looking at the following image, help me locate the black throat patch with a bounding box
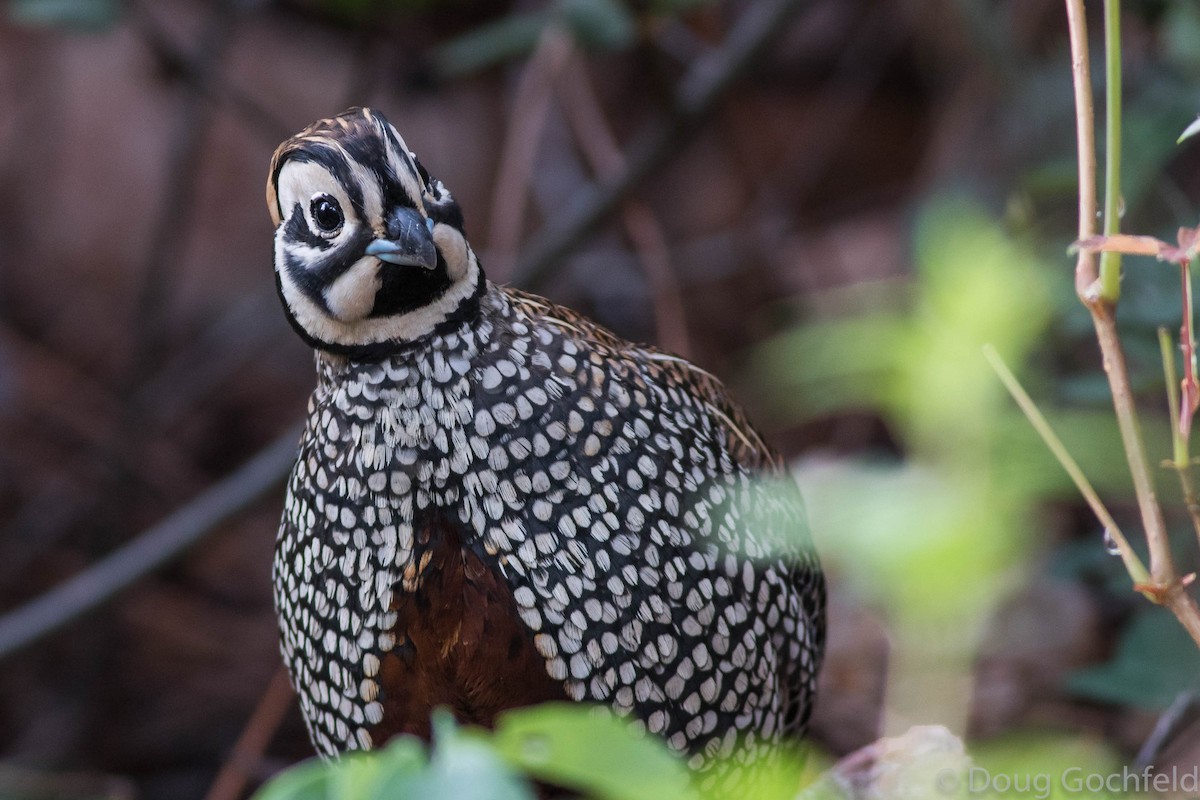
[370,252,453,318]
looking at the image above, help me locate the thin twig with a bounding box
[126,0,245,383]
[1164,584,1200,648]
[1065,0,1099,301]
[131,287,285,429]
[0,428,300,661]
[129,0,291,144]
[0,325,211,577]
[0,323,193,497]
[765,2,904,199]
[1179,258,1200,439]
[84,0,255,561]
[0,287,285,580]
[1093,305,1177,587]
[204,667,295,800]
[485,29,574,282]
[1159,327,1200,547]
[1161,327,1188,465]
[556,56,691,357]
[984,346,1148,585]
[1134,691,1200,770]
[511,0,811,290]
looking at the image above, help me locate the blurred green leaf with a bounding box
[432,12,549,78]
[899,197,1052,455]
[559,0,635,51]
[8,0,121,31]
[414,712,532,800]
[1164,2,1200,78]
[250,704,824,800]
[345,736,429,798]
[432,0,634,79]
[253,720,533,800]
[254,758,331,800]
[254,741,428,800]
[796,458,1017,617]
[990,408,1159,501]
[771,197,1059,620]
[493,703,693,800]
[751,314,906,419]
[1068,608,1200,710]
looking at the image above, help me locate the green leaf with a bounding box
[558,0,635,51]
[749,313,906,419]
[349,737,431,799]
[411,738,532,800]
[417,714,534,800]
[1068,608,1200,710]
[252,724,532,800]
[431,12,549,78]
[1164,2,1200,78]
[253,758,332,800]
[8,0,121,31]
[493,703,694,800]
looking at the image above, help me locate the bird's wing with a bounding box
[480,289,822,756]
[504,288,781,472]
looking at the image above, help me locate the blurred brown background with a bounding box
[3,1,1200,798]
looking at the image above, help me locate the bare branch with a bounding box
[204,667,295,800]
[556,56,691,357]
[125,0,246,383]
[984,345,1148,585]
[0,428,300,661]
[1064,0,1200,642]
[485,29,574,282]
[129,0,291,143]
[511,0,812,290]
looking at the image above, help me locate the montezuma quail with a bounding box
[268,107,825,771]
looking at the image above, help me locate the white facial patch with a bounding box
[433,223,469,280]
[324,256,382,322]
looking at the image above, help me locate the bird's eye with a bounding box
[310,195,343,234]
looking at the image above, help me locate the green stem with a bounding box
[1160,327,1188,467]
[984,345,1150,586]
[1099,0,1123,302]
[1162,325,1200,552]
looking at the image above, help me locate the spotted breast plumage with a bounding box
[267,107,825,772]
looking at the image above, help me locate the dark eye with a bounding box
[310,195,343,234]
